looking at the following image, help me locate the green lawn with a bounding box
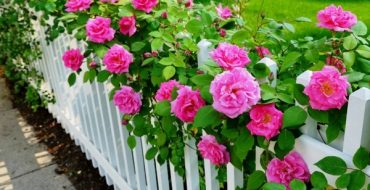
[241,0,370,38]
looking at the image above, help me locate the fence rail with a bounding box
[32,25,370,189]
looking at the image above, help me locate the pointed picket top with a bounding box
[257,57,278,87]
[296,70,312,86]
[197,39,213,67]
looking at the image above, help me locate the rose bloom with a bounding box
[171,86,205,122]
[119,16,137,37]
[132,0,158,13]
[86,17,115,43]
[326,55,346,73]
[62,49,84,71]
[155,80,182,101]
[99,0,118,3]
[65,0,92,12]
[185,0,193,8]
[256,46,271,58]
[304,66,349,110]
[266,151,310,189]
[246,103,283,140]
[210,43,251,70]
[103,45,134,74]
[210,68,261,118]
[197,135,230,166]
[216,4,232,19]
[113,86,142,115]
[317,5,357,32]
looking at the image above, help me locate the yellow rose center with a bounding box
[320,81,334,96]
[262,114,272,124]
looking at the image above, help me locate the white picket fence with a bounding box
[31,25,370,189]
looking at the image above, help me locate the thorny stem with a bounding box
[317,124,327,144]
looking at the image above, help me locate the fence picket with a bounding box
[184,137,199,190]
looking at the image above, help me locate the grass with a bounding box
[240,0,370,38]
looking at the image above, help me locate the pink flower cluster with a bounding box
[246,103,283,140]
[256,46,271,58]
[216,4,232,19]
[267,151,310,189]
[210,43,250,70]
[171,86,205,122]
[304,66,349,110]
[65,0,92,12]
[155,80,182,102]
[317,5,357,32]
[103,45,134,74]
[197,135,230,166]
[114,86,142,115]
[326,55,346,73]
[119,16,137,37]
[132,0,158,13]
[210,68,260,118]
[86,17,115,43]
[62,49,84,71]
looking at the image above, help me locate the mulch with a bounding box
[4,73,114,190]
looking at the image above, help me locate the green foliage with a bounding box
[315,156,347,175]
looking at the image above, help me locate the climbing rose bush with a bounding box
[246,103,283,140]
[86,17,115,43]
[171,86,205,122]
[113,86,142,115]
[210,43,251,70]
[210,68,260,118]
[62,49,84,71]
[317,5,357,32]
[197,135,230,166]
[103,45,134,74]
[304,66,349,110]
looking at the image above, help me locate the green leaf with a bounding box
[343,51,356,68]
[289,179,306,190]
[347,72,365,82]
[200,11,213,26]
[151,38,163,51]
[234,130,254,161]
[283,106,307,128]
[231,30,249,44]
[253,63,271,78]
[326,123,341,144]
[190,74,213,86]
[308,107,329,123]
[162,66,176,80]
[247,170,266,190]
[200,85,212,103]
[154,101,171,117]
[221,128,239,140]
[260,84,276,101]
[335,173,351,189]
[277,129,295,151]
[310,171,328,188]
[283,22,295,33]
[159,57,174,66]
[93,45,108,59]
[262,182,286,190]
[131,41,146,52]
[162,116,177,137]
[348,170,366,190]
[127,135,136,149]
[159,147,169,160]
[356,45,370,59]
[353,147,369,170]
[260,150,274,170]
[281,52,301,72]
[315,156,347,175]
[97,70,111,83]
[156,132,167,147]
[186,19,203,35]
[294,84,308,105]
[343,35,358,50]
[352,21,367,36]
[68,73,76,86]
[358,58,370,74]
[145,147,158,160]
[193,106,222,128]
[295,17,311,22]
[149,31,162,38]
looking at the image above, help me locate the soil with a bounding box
[3,68,114,190]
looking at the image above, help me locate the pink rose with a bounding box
[326,55,346,73]
[86,17,115,43]
[171,86,205,122]
[103,45,134,74]
[99,0,118,3]
[65,0,92,12]
[267,151,310,189]
[119,16,137,37]
[210,43,251,70]
[256,46,271,58]
[246,103,283,140]
[317,5,357,32]
[210,68,260,118]
[155,80,182,101]
[197,135,230,166]
[216,4,232,19]
[132,0,158,13]
[185,0,193,8]
[62,49,84,71]
[304,66,349,110]
[113,86,142,115]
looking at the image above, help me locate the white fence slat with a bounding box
[132,136,147,190]
[227,163,243,189]
[169,163,184,190]
[155,161,170,190]
[343,88,370,155]
[184,137,199,190]
[141,137,158,190]
[204,159,219,190]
